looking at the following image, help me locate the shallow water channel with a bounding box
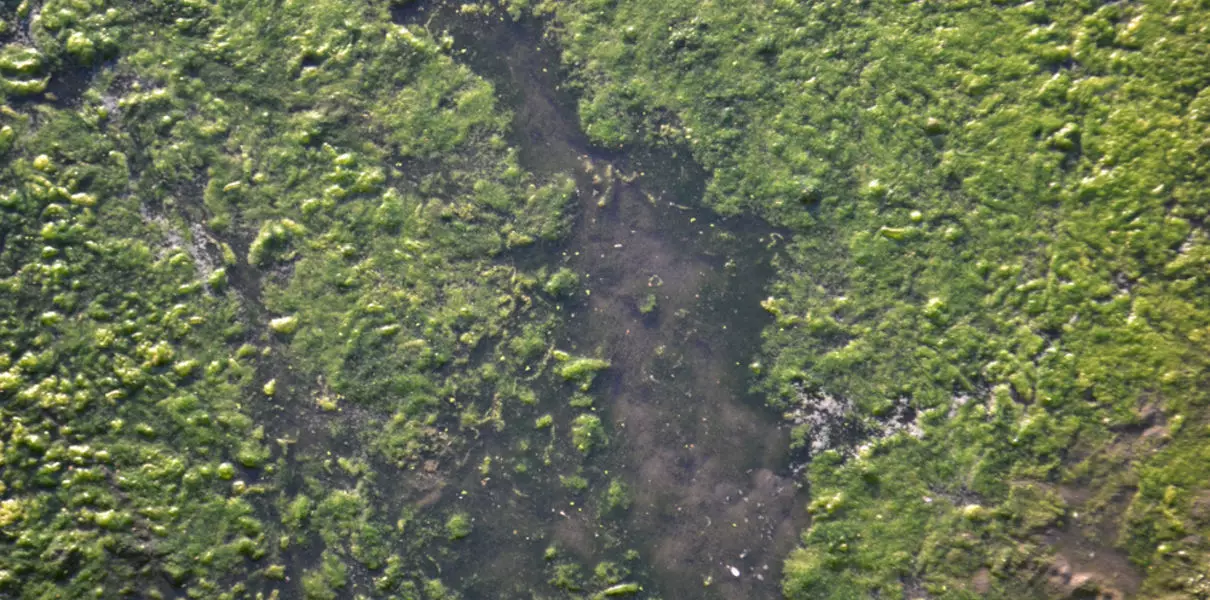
[394,6,809,599]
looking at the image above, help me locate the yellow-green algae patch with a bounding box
[0,0,580,597]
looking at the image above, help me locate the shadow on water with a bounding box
[397,4,807,599]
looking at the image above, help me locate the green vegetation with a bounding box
[536,0,1210,596]
[0,0,583,597]
[558,355,611,391]
[8,0,1210,597]
[550,562,585,592]
[603,478,631,513]
[571,413,607,454]
[637,293,657,315]
[601,582,641,596]
[445,512,472,540]
[544,266,580,297]
[559,473,589,492]
[546,556,636,595]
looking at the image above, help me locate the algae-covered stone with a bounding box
[445,512,472,540]
[3,76,49,97]
[0,46,42,74]
[558,357,610,382]
[602,582,640,596]
[637,293,657,314]
[544,268,580,297]
[603,479,631,512]
[0,499,23,527]
[247,220,305,266]
[560,474,588,491]
[571,414,606,454]
[65,32,96,62]
[268,315,299,335]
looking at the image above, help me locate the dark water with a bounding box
[395,5,807,599]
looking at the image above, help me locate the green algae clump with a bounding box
[445,512,473,540]
[558,357,611,390]
[571,414,607,454]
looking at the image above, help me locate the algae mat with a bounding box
[4,1,1210,599]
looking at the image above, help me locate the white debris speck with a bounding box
[728,566,741,578]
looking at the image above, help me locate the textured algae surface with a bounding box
[0,1,580,597]
[534,0,1210,597]
[4,0,1210,599]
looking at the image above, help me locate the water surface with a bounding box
[396,5,809,598]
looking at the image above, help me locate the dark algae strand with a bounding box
[3,0,1210,599]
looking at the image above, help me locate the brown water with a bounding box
[395,5,808,599]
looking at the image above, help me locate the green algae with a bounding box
[602,478,631,513]
[445,512,473,540]
[558,357,611,378]
[559,473,589,492]
[637,293,657,315]
[571,413,607,455]
[600,582,641,596]
[10,0,1210,597]
[0,0,582,597]
[521,0,1210,596]
[543,266,580,298]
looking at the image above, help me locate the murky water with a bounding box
[397,5,807,599]
[563,167,806,599]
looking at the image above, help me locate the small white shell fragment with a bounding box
[728,566,741,578]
